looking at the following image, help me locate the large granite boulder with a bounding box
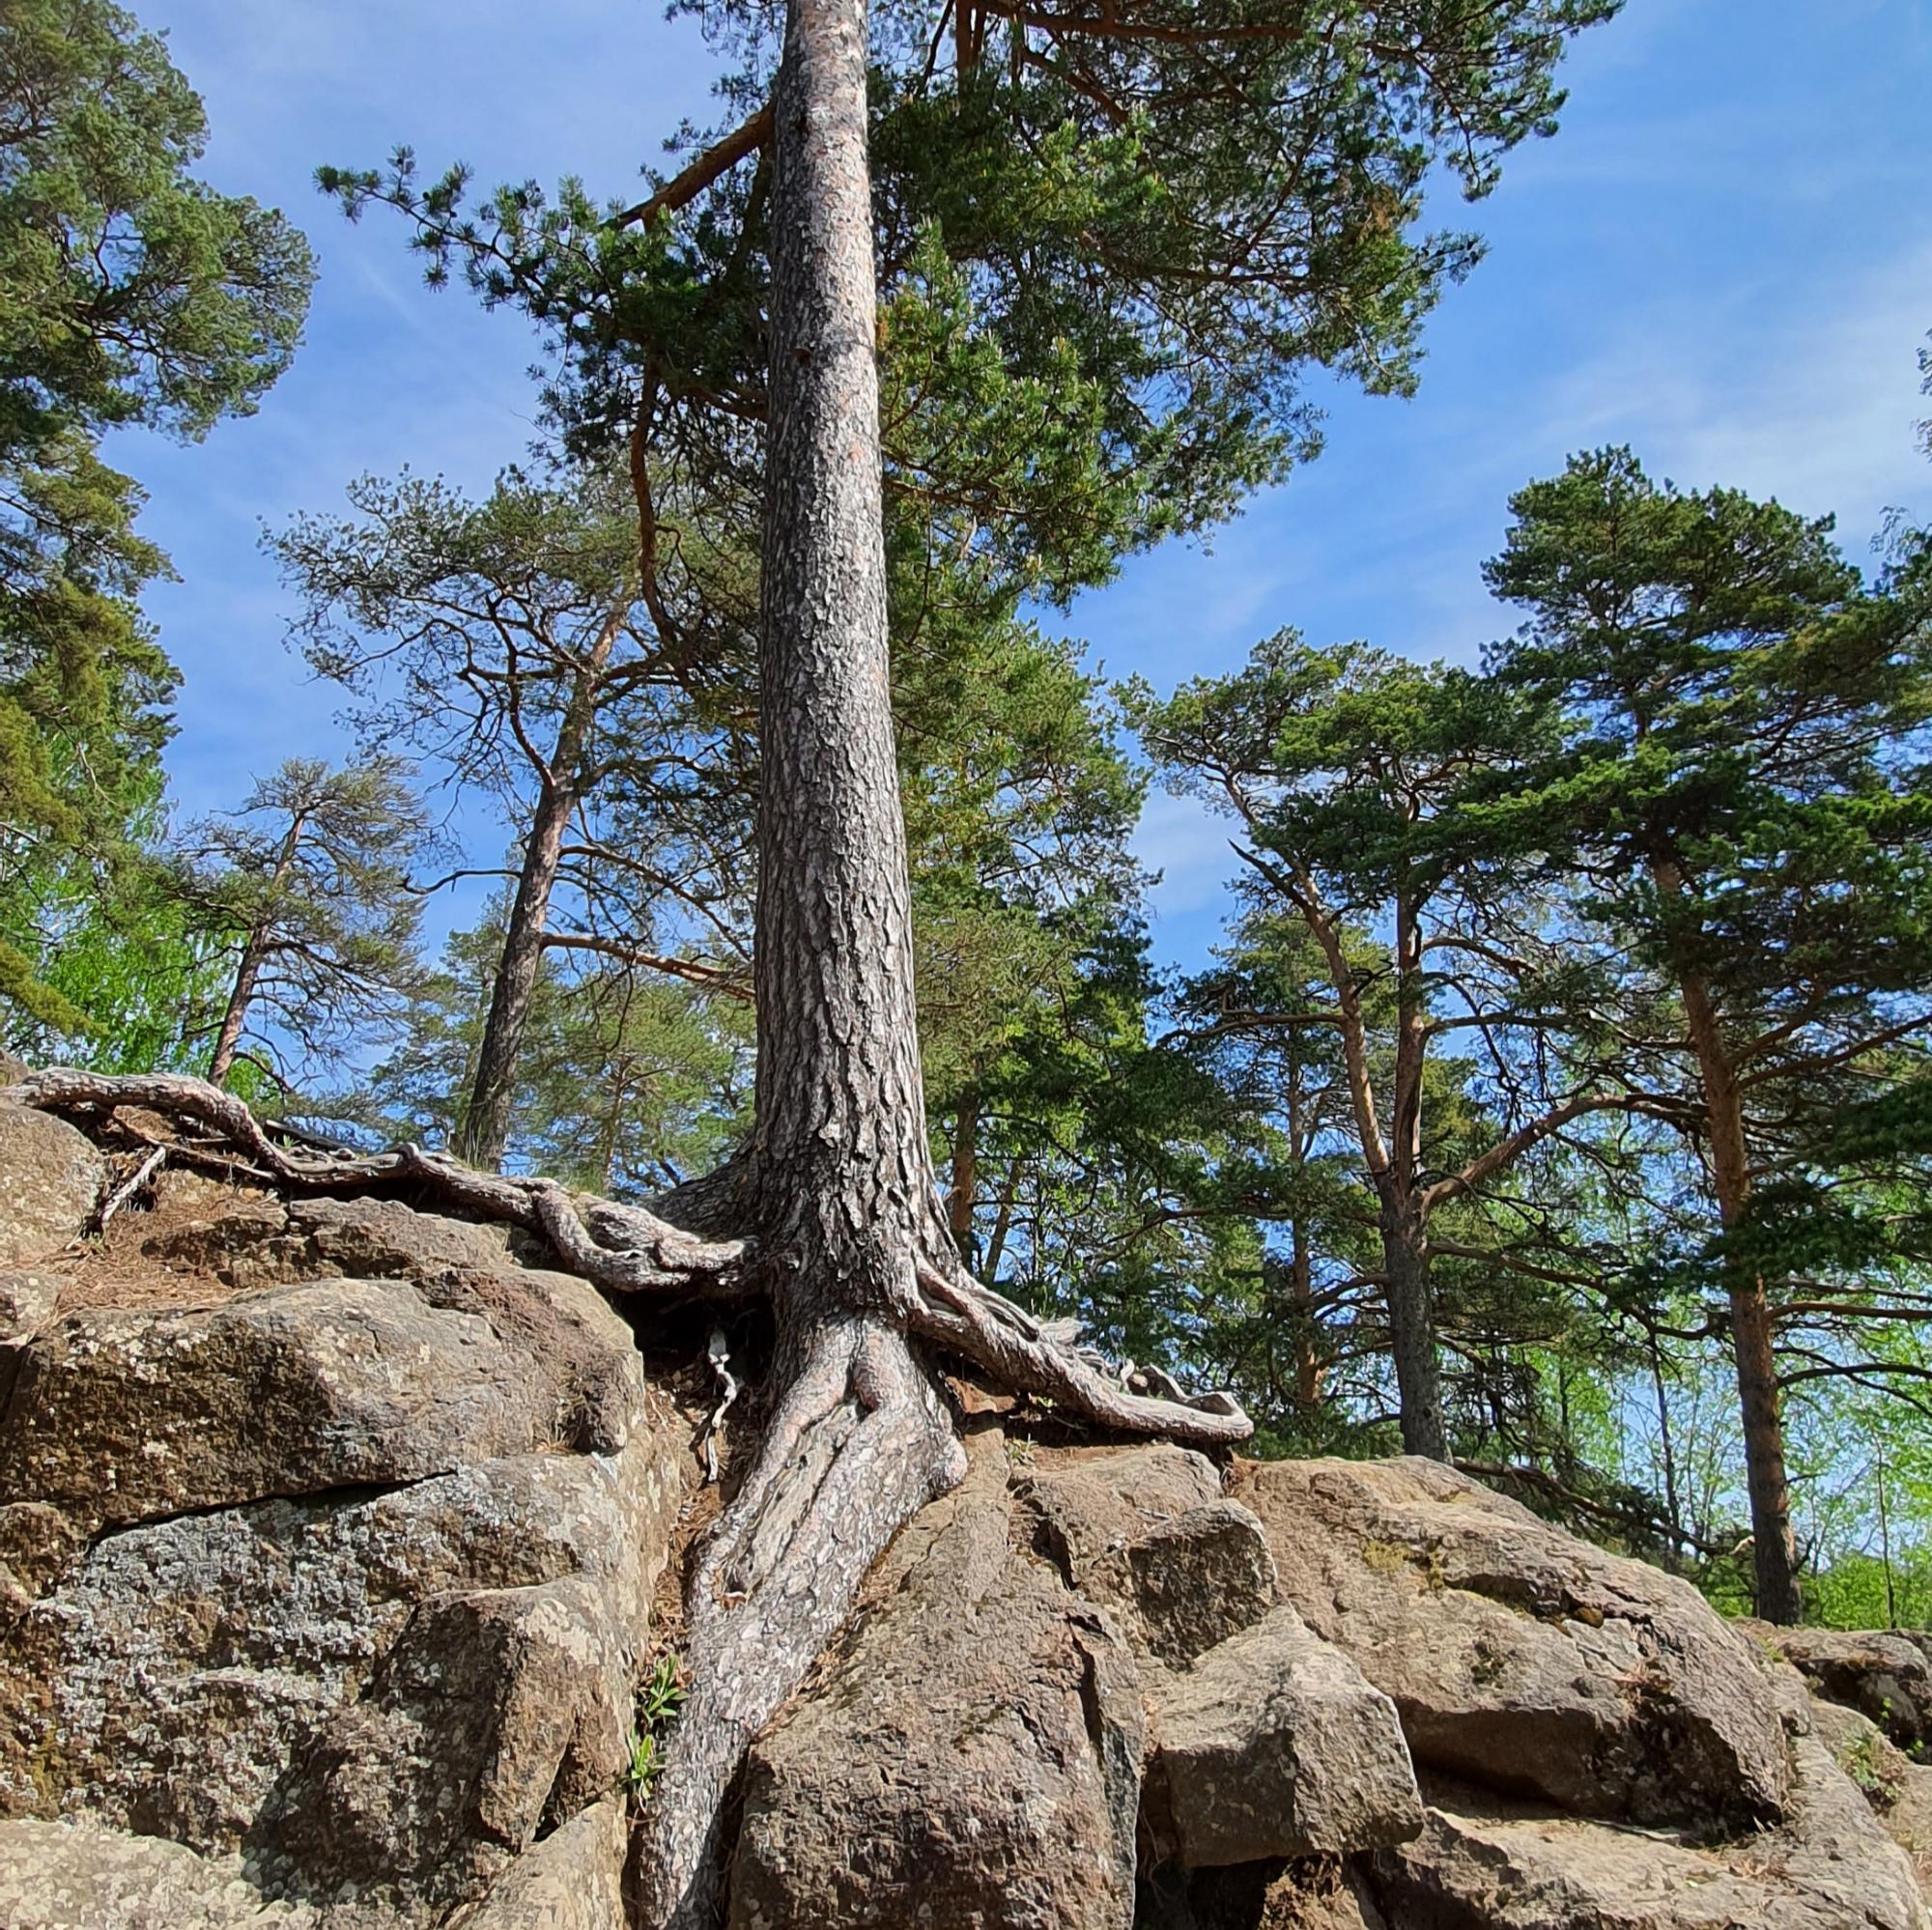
[0,1182,695,1928]
[143,1190,514,1292]
[0,1429,682,1851]
[0,1818,317,1929]
[1023,1446,1278,1666]
[1146,1604,1422,1869]
[1237,1457,1791,1830]
[728,1430,1147,1930]
[261,1578,635,1919]
[445,1801,627,1930]
[1376,1741,1924,1930]
[0,1277,562,1529]
[1748,1623,1932,1754]
[1806,1693,1932,1870]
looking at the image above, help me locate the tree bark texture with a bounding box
[1648,852,1801,1623]
[1278,860,1448,1460]
[208,809,307,1087]
[1378,1188,1447,1460]
[742,0,942,1309]
[1679,963,1802,1623]
[1289,1230,1322,1411]
[457,612,621,1170]
[1382,877,1447,1459]
[631,0,971,1916]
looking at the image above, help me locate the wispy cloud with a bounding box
[1133,791,1242,920]
[1534,241,1932,544]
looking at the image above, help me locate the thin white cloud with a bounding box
[1536,241,1932,544]
[1133,791,1242,920]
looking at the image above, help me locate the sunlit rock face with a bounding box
[0,1085,1925,1930]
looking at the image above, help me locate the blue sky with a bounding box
[118,0,1932,970]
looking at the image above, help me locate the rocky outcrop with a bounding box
[1750,1622,1932,1753]
[734,1437,1427,1925]
[1377,1742,1923,1930]
[1025,1447,1278,1669]
[0,1083,1926,1930]
[0,1104,101,1268]
[729,1429,1147,1930]
[0,1278,565,1529]
[1237,1456,1791,1831]
[0,1818,317,1928]
[0,1112,696,1929]
[1146,1604,1422,1869]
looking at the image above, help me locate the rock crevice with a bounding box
[0,1091,1925,1930]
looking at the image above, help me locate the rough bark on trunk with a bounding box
[1382,872,1447,1460]
[456,612,621,1171]
[1378,1187,1446,1460]
[738,0,936,1302]
[631,0,965,1916]
[1680,965,1802,1623]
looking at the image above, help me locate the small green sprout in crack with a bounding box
[623,1654,689,1808]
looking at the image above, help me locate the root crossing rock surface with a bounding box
[0,1081,1927,1930]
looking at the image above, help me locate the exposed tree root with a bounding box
[7,1069,752,1300]
[13,1069,1250,1443]
[11,1067,1255,1927]
[634,1313,963,1929]
[911,1253,1252,1447]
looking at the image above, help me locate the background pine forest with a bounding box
[7,0,1932,1630]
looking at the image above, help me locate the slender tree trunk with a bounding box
[1649,852,1801,1622]
[1290,1227,1321,1411]
[1378,1184,1447,1460]
[949,1087,979,1260]
[1680,965,1802,1623]
[1650,1339,1686,1568]
[983,1164,1017,1281]
[456,615,620,1170]
[207,936,267,1087]
[208,810,307,1087]
[633,0,968,1916]
[1381,877,1446,1459]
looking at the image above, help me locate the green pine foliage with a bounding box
[0,0,313,1023]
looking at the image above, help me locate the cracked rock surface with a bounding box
[0,1112,695,1930]
[1,1086,1927,1930]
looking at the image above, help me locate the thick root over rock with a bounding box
[6,1068,752,1298]
[10,1068,1254,1928]
[635,1314,964,1929]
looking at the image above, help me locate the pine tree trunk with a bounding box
[949,1087,979,1260]
[1650,853,1801,1623]
[632,0,969,1916]
[1290,1229,1322,1411]
[1379,1187,1447,1460]
[1379,878,1445,1459]
[206,935,266,1087]
[1680,969,1802,1623]
[457,618,619,1170]
[208,809,308,1087]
